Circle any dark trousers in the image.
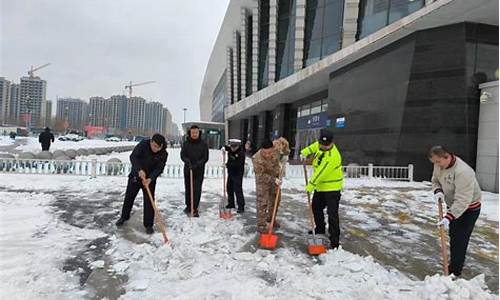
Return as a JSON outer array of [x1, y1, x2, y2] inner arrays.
[[120, 177, 156, 227], [312, 191, 341, 245], [184, 167, 205, 211], [227, 171, 244, 209], [41, 143, 50, 151], [448, 208, 480, 276]]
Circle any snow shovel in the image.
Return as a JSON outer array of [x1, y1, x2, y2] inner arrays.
[[303, 163, 327, 255], [219, 150, 232, 220], [259, 167, 284, 250], [143, 182, 169, 244], [437, 199, 449, 276]]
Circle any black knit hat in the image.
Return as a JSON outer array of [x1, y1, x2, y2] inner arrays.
[[261, 138, 273, 149], [318, 129, 333, 145]]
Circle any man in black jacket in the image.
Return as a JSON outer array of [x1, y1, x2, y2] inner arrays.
[[224, 139, 245, 213], [116, 134, 168, 234], [181, 125, 209, 217], [39, 127, 55, 151]]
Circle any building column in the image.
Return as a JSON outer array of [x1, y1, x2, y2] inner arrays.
[[341, 0, 360, 48], [233, 31, 241, 102], [294, 0, 306, 72], [268, 0, 278, 85], [226, 48, 234, 104], [252, 0, 260, 93], [240, 9, 248, 98]]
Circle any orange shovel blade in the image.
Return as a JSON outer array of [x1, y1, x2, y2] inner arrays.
[[259, 233, 278, 249], [308, 244, 327, 255], [219, 211, 232, 220]]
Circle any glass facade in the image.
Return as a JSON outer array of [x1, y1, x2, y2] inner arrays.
[[357, 0, 424, 40], [276, 0, 296, 80], [258, 0, 270, 90], [303, 0, 345, 67], [328, 23, 498, 181], [212, 71, 228, 123]]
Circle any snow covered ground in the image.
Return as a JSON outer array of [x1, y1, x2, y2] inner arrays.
[[0, 174, 497, 299], [13, 137, 138, 153]]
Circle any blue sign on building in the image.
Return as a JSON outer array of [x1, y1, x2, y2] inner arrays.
[[297, 112, 329, 129], [335, 117, 345, 128]]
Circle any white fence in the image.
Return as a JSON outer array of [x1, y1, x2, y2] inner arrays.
[[0, 158, 413, 181]]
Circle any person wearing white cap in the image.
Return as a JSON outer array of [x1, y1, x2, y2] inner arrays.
[[223, 138, 246, 213]]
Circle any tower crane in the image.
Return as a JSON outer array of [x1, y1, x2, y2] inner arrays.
[[28, 63, 51, 77], [124, 81, 156, 98]]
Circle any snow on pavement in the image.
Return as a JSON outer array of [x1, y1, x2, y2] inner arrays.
[[0, 174, 497, 299]]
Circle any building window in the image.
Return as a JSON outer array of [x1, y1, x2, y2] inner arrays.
[[276, 0, 296, 80], [357, 0, 423, 40], [258, 0, 270, 90], [303, 0, 344, 67]]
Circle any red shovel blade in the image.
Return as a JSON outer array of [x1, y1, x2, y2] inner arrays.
[[259, 233, 278, 249], [308, 244, 327, 255], [219, 210, 232, 220]]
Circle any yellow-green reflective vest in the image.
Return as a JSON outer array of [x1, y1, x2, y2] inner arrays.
[[300, 141, 344, 192]]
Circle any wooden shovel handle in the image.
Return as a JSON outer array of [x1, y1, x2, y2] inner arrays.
[[268, 166, 284, 234], [144, 183, 169, 243], [438, 199, 449, 276], [303, 164, 317, 232], [190, 168, 194, 218]]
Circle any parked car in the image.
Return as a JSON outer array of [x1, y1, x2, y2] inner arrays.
[[58, 134, 85, 142], [105, 136, 121, 142]]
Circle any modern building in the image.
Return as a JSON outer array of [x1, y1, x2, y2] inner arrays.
[[9, 83, 21, 125], [0, 77, 11, 124], [145, 101, 164, 135], [162, 107, 173, 138], [200, 0, 499, 182], [89, 97, 108, 128], [20, 76, 47, 128], [56, 98, 88, 131], [45, 100, 52, 128], [108, 95, 128, 133], [126, 96, 146, 134]]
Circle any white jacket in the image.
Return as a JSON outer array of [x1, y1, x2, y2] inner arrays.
[[431, 155, 482, 220]]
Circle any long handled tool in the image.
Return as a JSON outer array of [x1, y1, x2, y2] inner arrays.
[[438, 199, 449, 275], [303, 163, 327, 255], [190, 168, 194, 218], [220, 150, 232, 220], [259, 167, 284, 250], [143, 183, 169, 244]]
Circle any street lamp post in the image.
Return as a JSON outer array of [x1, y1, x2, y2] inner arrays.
[[182, 108, 187, 124]]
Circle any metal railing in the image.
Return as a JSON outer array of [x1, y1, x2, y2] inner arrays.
[[0, 158, 413, 181], [286, 163, 413, 181]]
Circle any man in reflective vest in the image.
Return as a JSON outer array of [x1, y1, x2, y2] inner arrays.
[[300, 129, 344, 249]]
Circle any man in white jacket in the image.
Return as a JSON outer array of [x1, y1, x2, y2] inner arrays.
[[429, 146, 481, 277]]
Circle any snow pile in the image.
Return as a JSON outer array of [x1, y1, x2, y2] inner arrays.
[[0, 136, 15, 147], [14, 137, 137, 153]]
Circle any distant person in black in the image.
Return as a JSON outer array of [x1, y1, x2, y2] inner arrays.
[[181, 125, 209, 217], [116, 133, 168, 234], [224, 139, 246, 213], [38, 127, 54, 151]]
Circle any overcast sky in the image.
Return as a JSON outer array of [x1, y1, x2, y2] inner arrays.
[[1, 0, 230, 127]]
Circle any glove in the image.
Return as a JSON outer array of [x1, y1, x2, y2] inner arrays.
[[434, 191, 445, 203], [437, 217, 450, 230], [221, 146, 226, 153], [275, 178, 281, 186], [305, 183, 315, 193]]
